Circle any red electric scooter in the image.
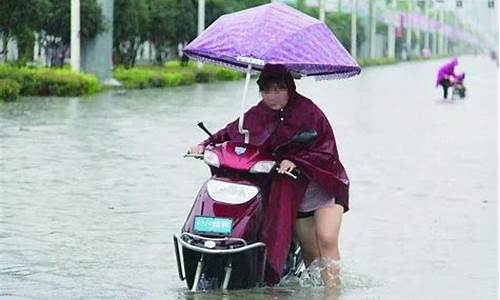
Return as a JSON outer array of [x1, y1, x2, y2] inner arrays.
[[173, 122, 317, 291]]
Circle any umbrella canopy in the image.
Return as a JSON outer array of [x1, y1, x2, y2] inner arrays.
[[184, 3, 360, 80]]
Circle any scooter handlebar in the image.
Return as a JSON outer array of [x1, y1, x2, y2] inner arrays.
[[183, 149, 300, 179], [184, 152, 204, 159]]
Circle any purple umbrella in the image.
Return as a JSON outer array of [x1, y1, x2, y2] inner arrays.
[[184, 2, 360, 143], [184, 2, 360, 80]]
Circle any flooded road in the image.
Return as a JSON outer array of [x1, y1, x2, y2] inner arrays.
[[0, 55, 497, 299]]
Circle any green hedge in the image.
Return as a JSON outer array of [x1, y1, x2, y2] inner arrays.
[[0, 79, 21, 101], [0, 64, 101, 97], [215, 68, 242, 81], [32, 69, 100, 96], [113, 60, 243, 89], [195, 69, 212, 83], [358, 57, 397, 67]]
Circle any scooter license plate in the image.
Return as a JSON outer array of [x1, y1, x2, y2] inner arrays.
[[193, 216, 233, 236]]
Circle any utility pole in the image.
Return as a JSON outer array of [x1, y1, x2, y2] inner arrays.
[[70, 0, 80, 72], [319, 0, 325, 22], [443, 11, 448, 55], [406, 0, 413, 53], [369, 0, 376, 58], [452, 12, 458, 55], [438, 8, 444, 55], [387, 0, 396, 59], [432, 11, 438, 55], [197, 0, 205, 68], [80, 0, 115, 83], [424, 0, 430, 50], [351, 0, 357, 59]]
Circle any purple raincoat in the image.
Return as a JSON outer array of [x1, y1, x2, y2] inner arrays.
[[436, 58, 459, 87]]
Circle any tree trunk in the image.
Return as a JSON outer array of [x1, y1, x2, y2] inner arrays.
[[2, 33, 10, 63], [127, 41, 138, 68], [17, 31, 35, 64]]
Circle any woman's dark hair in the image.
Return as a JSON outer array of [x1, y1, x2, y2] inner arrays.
[[257, 64, 295, 94], [257, 73, 288, 92]]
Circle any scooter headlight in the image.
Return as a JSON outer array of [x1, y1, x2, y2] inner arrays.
[[249, 160, 276, 173], [203, 150, 220, 168], [207, 180, 259, 204]]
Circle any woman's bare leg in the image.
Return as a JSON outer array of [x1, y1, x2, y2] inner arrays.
[[314, 204, 344, 287], [294, 216, 320, 266]]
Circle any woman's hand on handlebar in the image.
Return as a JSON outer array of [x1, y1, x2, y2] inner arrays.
[[277, 159, 296, 174], [188, 145, 205, 155]]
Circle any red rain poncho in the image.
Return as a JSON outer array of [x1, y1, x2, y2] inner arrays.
[[200, 64, 349, 285]]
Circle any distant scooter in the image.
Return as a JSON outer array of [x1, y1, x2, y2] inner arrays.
[[173, 123, 317, 291], [451, 72, 466, 100]]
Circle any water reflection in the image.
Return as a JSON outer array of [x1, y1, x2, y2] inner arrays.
[[176, 287, 343, 300]]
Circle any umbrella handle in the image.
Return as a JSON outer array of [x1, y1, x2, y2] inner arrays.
[[238, 64, 252, 144]]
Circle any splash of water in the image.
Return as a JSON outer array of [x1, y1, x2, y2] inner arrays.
[[298, 257, 341, 288]]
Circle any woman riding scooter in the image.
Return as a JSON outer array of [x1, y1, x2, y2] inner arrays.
[[189, 64, 349, 287]]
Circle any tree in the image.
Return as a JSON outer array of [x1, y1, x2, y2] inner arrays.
[[41, 0, 105, 67], [326, 12, 366, 54], [113, 0, 149, 67], [289, 3, 366, 56], [204, 0, 269, 30], [147, 0, 196, 64], [0, 0, 48, 62], [205, 0, 225, 26], [174, 0, 197, 47]]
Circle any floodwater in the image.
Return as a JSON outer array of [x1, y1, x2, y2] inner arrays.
[[0, 55, 497, 299]]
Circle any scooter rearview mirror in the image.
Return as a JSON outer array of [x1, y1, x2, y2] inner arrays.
[[272, 129, 318, 157], [197, 122, 215, 142], [290, 129, 318, 144]]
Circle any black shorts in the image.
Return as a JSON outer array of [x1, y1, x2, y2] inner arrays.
[[296, 199, 348, 219], [296, 210, 315, 219]]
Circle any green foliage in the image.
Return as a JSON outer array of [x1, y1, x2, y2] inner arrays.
[[0, 0, 49, 62], [0, 64, 36, 95], [0, 64, 100, 97], [288, 4, 365, 54], [32, 69, 100, 96], [376, 21, 387, 34], [204, 0, 268, 26], [164, 60, 184, 68], [325, 12, 366, 54], [357, 57, 397, 67], [42, 0, 105, 44], [147, 0, 196, 64], [215, 68, 242, 81], [0, 79, 21, 102], [113, 0, 150, 67], [0, 0, 103, 64], [205, 0, 226, 26], [144, 0, 269, 64], [113, 67, 156, 89], [178, 71, 196, 85], [195, 70, 212, 83], [163, 73, 183, 86], [113, 62, 242, 89], [113, 66, 192, 88], [396, 0, 410, 11], [16, 28, 36, 64]]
